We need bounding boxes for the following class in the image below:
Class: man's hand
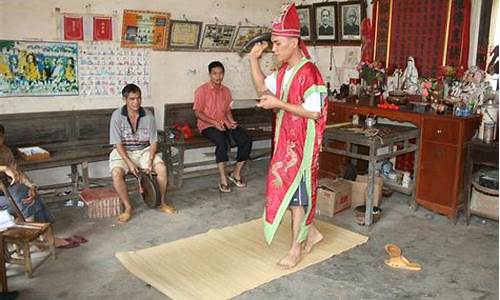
[21,186,37,206]
[256,94,283,110]
[213,120,226,131]
[147,158,154,173]
[224,120,238,129]
[250,42,268,60]
[127,161,140,177]
[2,167,20,185]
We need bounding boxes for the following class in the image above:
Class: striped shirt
[109,106,158,151]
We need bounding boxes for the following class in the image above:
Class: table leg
[365,147,376,226]
[463,146,473,225]
[409,136,420,210]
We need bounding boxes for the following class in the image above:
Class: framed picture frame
[313,2,337,43]
[0,40,79,97]
[200,24,237,50]
[339,1,365,43]
[121,9,170,50]
[296,5,313,43]
[168,20,202,49]
[232,26,269,51]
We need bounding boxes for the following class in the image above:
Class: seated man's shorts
[109,146,163,173]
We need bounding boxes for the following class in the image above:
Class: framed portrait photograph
[200,24,237,50]
[232,26,270,51]
[296,5,313,42]
[168,20,202,49]
[313,2,337,43]
[339,1,365,42]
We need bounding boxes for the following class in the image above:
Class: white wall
[0,0,363,184]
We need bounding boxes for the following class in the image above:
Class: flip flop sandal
[72,235,88,243]
[384,255,422,271]
[385,244,402,258]
[117,212,132,223]
[56,238,80,249]
[219,183,232,193]
[228,173,246,188]
[159,204,176,214]
[384,244,421,271]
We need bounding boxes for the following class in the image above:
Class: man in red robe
[249,3,328,269]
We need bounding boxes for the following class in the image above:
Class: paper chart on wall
[78,42,150,97]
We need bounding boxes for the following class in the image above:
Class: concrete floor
[6,159,499,300]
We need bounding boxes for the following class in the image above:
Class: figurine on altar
[401,56,419,95]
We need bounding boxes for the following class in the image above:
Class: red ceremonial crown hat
[272,3,301,38]
[271,2,311,59]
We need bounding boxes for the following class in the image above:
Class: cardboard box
[348,175,383,208]
[316,178,352,217]
[17,146,50,161]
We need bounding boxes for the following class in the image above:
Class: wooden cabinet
[323,100,481,219]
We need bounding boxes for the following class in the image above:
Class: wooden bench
[0,106,160,202]
[163,102,273,188]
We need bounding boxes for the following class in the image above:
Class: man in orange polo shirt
[193,61,252,193]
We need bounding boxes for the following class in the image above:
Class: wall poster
[121,9,170,50]
[0,40,79,97]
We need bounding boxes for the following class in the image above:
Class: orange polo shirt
[192,81,232,132]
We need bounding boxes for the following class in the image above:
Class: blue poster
[0,40,79,97]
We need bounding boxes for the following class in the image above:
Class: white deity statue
[401,56,419,95]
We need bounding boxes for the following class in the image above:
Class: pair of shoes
[56,238,80,249]
[228,172,246,188]
[159,204,176,214]
[117,211,133,223]
[384,244,421,271]
[219,183,231,193]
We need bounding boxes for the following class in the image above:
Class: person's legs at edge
[153,161,175,214]
[278,206,304,269]
[111,167,133,222]
[202,127,230,190]
[0,184,71,248]
[303,222,323,254]
[229,127,252,182]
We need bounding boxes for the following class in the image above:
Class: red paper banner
[64,15,84,40]
[93,16,113,41]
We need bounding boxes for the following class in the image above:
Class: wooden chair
[0,174,56,279]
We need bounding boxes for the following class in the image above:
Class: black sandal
[228,173,246,188]
[219,183,232,193]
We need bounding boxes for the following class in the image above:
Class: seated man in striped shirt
[109,84,175,223]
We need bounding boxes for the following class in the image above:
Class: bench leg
[176,147,185,188]
[82,161,89,189]
[165,145,175,189]
[70,164,79,193]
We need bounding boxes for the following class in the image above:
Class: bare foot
[303,227,324,254]
[277,250,302,269]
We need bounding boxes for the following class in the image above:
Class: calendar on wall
[78,42,150,97]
